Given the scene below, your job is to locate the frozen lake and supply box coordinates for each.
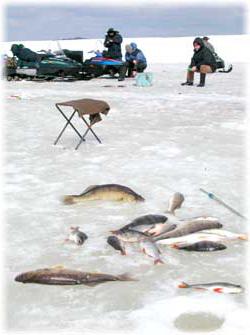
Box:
[3,63,248,334]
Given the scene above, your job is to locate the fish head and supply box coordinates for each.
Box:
[15,271,35,283]
[110,229,121,236]
[70,226,79,231]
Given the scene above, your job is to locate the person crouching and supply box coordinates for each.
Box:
[181,37,217,87]
[125,43,147,77]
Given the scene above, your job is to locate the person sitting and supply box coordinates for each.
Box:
[103,28,123,60]
[125,42,147,77]
[181,37,217,87]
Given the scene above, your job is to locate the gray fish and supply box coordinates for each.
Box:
[66,227,88,245]
[111,229,150,243]
[107,236,127,255]
[140,240,164,265]
[63,184,145,204]
[178,281,243,294]
[15,266,136,286]
[166,192,185,215]
[121,214,175,236]
[154,221,223,241]
[172,240,227,252]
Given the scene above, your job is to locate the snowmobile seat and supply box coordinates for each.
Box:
[54,98,110,149]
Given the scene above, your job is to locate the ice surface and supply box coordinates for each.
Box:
[3,62,248,334]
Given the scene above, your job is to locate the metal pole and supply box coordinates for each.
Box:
[199,188,246,220]
[80,116,102,144]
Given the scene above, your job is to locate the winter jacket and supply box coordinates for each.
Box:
[104,32,123,59]
[190,37,217,71]
[125,45,147,65]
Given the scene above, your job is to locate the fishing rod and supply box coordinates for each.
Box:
[199,188,247,220]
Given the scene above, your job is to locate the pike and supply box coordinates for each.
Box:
[15,266,136,286]
[172,240,227,251]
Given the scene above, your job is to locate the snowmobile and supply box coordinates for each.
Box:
[81,52,124,79]
[4,44,84,81]
[214,53,233,73]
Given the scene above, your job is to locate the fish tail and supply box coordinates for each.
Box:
[165,210,175,215]
[154,258,165,265]
[239,234,248,241]
[118,273,137,282]
[178,282,189,288]
[136,195,145,202]
[63,195,77,205]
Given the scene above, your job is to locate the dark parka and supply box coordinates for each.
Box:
[104,31,123,59]
[190,37,217,71]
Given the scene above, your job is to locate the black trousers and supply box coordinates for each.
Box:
[126,61,147,76]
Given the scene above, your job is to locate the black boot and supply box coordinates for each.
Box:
[197,73,206,87]
[181,81,193,86]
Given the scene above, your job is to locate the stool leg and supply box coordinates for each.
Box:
[80,117,102,144]
[54,111,76,145]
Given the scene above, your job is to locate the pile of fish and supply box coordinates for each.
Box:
[15,185,247,294]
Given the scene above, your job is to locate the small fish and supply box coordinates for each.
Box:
[166,192,184,215]
[178,281,243,294]
[120,214,175,237]
[111,229,150,243]
[66,227,88,245]
[15,267,136,286]
[179,216,220,224]
[140,240,164,265]
[63,184,145,204]
[107,236,127,255]
[154,221,223,241]
[172,240,227,251]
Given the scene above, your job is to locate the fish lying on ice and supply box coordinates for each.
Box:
[172,240,227,251]
[154,220,223,241]
[120,214,176,236]
[179,216,220,224]
[107,235,127,255]
[166,192,185,215]
[155,232,240,246]
[65,227,88,245]
[140,240,164,265]
[178,281,243,294]
[198,229,248,240]
[15,266,136,286]
[63,184,145,204]
[111,229,150,243]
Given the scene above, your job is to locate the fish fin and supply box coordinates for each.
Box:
[178,282,189,288]
[63,195,76,205]
[239,234,248,240]
[121,250,127,256]
[79,185,97,195]
[83,282,99,287]
[171,244,180,249]
[50,264,65,269]
[213,287,223,293]
[118,273,138,282]
[154,259,164,265]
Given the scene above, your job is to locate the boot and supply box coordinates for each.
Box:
[197,73,206,87]
[181,81,193,86]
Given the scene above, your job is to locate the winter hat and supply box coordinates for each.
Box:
[125,44,133,53]
[130,42,137,50]
[203,36,209,40]
[107,28,117,34]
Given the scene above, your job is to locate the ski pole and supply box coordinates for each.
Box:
[199,188,247,220]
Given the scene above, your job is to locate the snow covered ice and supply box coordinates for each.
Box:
[3,36,248,334]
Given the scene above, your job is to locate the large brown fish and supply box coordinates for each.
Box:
[154,221,223,241]
[15,267,136,286]
[63,184,145,204]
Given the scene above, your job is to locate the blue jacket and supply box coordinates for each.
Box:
[125,44,147,65]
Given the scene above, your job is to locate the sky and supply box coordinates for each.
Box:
[4,4,245,41]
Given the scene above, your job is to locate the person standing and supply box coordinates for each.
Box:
[181,37,217,87]
[103,28,123,60]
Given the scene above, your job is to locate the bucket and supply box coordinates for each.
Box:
[136,72,153,87]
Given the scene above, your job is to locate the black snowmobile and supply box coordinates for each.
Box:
[214,53,233,73]
[4,44,84,81]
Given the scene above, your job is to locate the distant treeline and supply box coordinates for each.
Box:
[59,37,87,40]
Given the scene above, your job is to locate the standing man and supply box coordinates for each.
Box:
[103,28,123,60]
[181,37,217,87]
